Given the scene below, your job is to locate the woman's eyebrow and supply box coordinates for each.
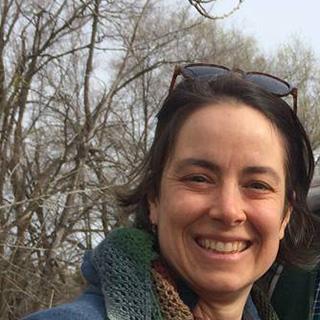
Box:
[174,158,220,173]
[242,166,281,183]
[174,160,281,182]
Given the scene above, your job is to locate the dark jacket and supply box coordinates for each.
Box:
[271,265,318,320]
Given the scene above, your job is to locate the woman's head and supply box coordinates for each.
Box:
[119,73,316,270]
[149,99,293,298]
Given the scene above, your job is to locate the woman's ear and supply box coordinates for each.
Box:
[148,197,159,225]
[279,207,291,240]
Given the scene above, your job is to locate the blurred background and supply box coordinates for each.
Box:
[0,1,319,318]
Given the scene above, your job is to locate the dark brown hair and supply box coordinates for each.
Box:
[118,75,320,269]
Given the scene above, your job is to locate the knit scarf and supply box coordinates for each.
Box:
[91,227,279,320]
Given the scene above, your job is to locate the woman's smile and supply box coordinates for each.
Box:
[196,237,250,254]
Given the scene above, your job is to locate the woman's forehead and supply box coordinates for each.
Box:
[165,102,287,176]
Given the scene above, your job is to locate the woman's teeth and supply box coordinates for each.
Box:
[198,239,248,253]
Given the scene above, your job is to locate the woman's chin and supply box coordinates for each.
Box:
[188,271,254,301]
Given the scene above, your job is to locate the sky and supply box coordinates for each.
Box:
[210,0,320,57]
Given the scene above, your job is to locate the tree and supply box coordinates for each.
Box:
[0,0,199,318]
[267,37,320,149]
[188,0,244,20]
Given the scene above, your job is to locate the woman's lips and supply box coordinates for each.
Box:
[196,238,251,254]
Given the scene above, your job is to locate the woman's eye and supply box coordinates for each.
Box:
[184,175,210,183]
[247,182,271,191]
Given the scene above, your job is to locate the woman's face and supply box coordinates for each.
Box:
[149,102,290,301]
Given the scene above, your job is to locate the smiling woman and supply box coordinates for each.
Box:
[24,66,320,320]
[149,102,291,318]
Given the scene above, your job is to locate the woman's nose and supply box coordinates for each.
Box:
[208,184,247,226]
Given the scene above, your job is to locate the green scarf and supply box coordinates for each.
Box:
[91,227,278,320]
[92,227,162,319]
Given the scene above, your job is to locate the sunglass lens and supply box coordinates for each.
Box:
[183,65,229,79]
[246,74,290,96]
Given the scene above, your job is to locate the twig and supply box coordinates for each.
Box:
[188,0,244,20]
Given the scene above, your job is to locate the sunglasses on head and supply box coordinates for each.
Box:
[169,63,298,113]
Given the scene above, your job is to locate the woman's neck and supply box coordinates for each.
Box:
[192,288,251,320]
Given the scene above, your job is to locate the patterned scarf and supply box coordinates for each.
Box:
[90,227,278,320]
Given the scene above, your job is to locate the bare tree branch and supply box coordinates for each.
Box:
[188,0,244,20]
